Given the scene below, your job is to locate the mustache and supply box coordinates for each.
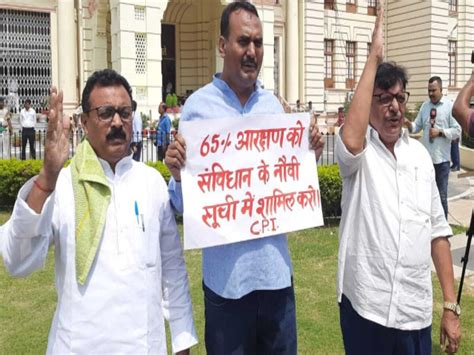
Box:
[106,127,127,141]
[241,56,257,68]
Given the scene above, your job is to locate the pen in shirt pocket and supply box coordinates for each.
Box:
[134,200,145,232]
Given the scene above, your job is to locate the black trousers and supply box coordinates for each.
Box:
[21,127,36,160]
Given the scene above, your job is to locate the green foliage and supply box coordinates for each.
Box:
[318,164,342,219]
[462,131,474,149]
[0,160,171,208]
[172,117,179,131]
[405,101,423,121]
[0,159,42,208]
[146,161,171,182]
[140,112,150,129]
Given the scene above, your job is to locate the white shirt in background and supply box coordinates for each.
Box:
[20,107,36,128]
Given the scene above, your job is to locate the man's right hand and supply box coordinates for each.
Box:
[26,87,70,213]
[165,133,186,182]
[41,87,71,188]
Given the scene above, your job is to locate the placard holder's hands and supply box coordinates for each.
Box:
[309,116,324,162]
[165,133,186,182]
[440,310,461,354]
[27,87,70,213]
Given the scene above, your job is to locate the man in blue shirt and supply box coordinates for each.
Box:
[165,2,324,354]
[405,76,461,218]
[156,102,171,162]
[131,100,143,161]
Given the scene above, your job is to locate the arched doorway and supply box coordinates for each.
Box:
[162,0,225,101]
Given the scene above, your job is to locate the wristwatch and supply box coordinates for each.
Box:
[443,302,461,316]
[438,130,443,137]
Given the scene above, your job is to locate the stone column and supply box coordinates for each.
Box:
[57,0,79,112]
[285,0,299,103]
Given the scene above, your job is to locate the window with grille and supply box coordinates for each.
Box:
[346,41,356,89]
[324,0,335,10]
[367,0,377,15]
[449,0,457,14]
[346,0,356,13]
[134,6,145,21]
[135,33,147,74]
[324,39,334,88]
[0,9,52,113]
[448,40,456,87]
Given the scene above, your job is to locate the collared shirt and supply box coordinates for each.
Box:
[20,107,36,128]
[335,126,452,330]
[411,97,461,164]
[132,111,143,142]
[156,114,171,146]
[168,73,292,299]
[2,157,198,354]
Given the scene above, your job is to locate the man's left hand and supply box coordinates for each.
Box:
[440,310,461,353]
[430,127,442,138]
[309,120,325,162]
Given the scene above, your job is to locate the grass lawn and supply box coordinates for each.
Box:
[1,211,473,354]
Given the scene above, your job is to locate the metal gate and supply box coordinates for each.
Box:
[0,9,51,113]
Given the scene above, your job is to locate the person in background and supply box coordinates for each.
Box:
[165,82,179,109]
[165,2,324,354]
[156,102,171,162]
[450,138,460,172]
[20,98,37,160]
[336,8,461,354]
[131,100,143,161]
[453,70,474,138]
[0,97,13,158]
[1,69,198,354]
[405,76,461,218]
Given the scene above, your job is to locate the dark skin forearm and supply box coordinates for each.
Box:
[453,71,474,132]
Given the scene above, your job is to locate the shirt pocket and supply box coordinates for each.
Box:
[414,166,432,216]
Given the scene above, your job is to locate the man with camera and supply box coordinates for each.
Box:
[405,76,461,219]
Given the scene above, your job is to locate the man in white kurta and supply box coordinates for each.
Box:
[1,69,197,354]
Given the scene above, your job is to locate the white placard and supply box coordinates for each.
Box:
[180,113,324,249]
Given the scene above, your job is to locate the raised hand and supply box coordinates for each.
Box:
[26,87,71,212]
[370,5,384,63]
[42,87,71,187]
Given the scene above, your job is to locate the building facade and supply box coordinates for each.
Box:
[0,0,473,118]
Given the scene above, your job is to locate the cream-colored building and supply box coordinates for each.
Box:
[0,0,473,118]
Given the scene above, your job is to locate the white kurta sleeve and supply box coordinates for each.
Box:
[2,177,56,277]
[159,185,198,353]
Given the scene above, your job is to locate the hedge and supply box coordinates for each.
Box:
[0,160,343,219]
[317,164,342,218]
[0,159,170,208]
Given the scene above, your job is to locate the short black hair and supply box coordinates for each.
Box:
[429,76,442,89]
[81,69,133,112]
[374,62,408,91]
[220,1,259,39]
[24,99,31,105]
